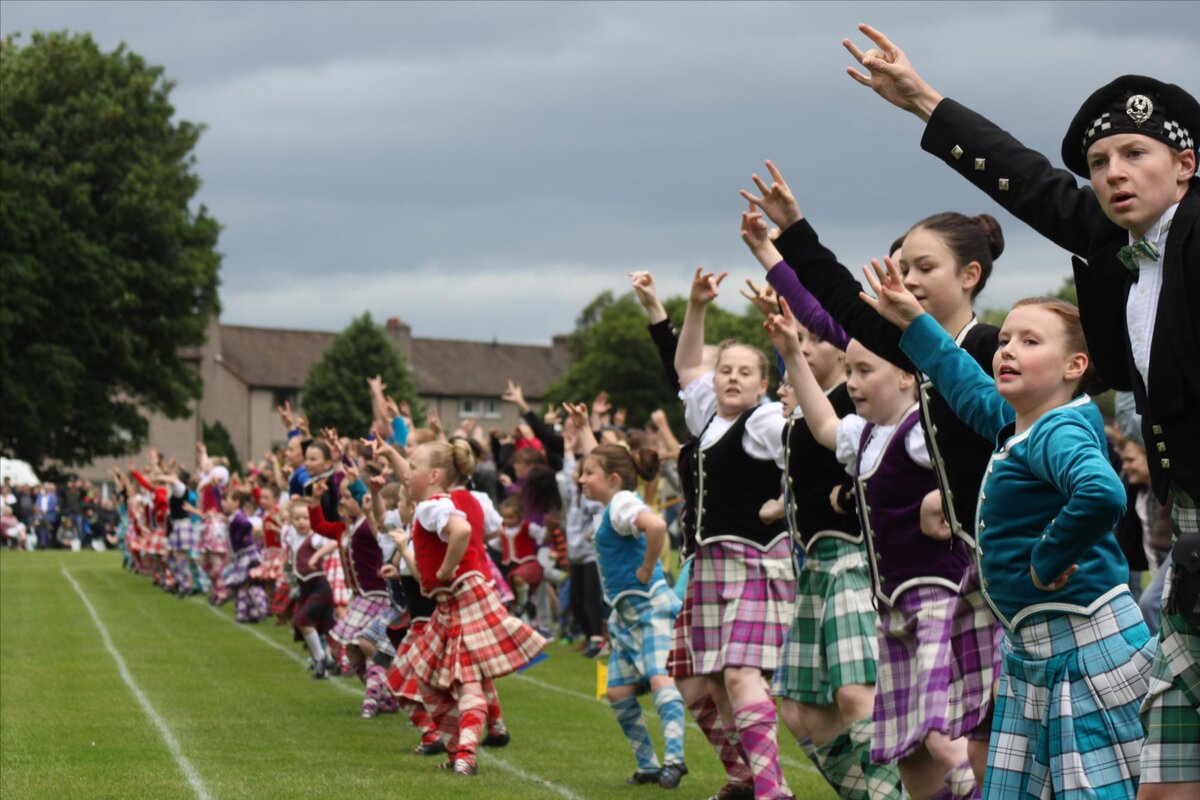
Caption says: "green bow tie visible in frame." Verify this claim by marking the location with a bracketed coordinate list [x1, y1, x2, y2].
[1116, 237, 1160, 276]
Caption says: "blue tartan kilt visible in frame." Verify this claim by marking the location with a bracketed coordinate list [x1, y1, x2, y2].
[986, 589, 1154, 799]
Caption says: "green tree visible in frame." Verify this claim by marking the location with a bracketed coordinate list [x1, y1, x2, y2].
[0, 32, 221, 468]
[301, 313, 421, 435]
[202, 419, 242, 476]
[545, 292, 779, 437]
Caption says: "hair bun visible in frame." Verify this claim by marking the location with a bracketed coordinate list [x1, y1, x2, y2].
[973, 213, 1005, 260]
[632, 448, 660, 482]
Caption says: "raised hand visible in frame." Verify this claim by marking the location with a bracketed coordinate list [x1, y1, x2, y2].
[426, 406, 443, 435]
[739, 278, 780, 318]
[763, 297, 802, 356]
[688, 266, 727, 306]
[842, 24, 943, 121]
[501, 380, 528, 412]
[739, 160, 802, 229]
[859, 255, 925, 330]
[591, 391, 611, 419]
[562, 402, 590, 430]
[277, 400, 294, 429]
[629, 271, 666, 318]
[366, 375, 386, 396]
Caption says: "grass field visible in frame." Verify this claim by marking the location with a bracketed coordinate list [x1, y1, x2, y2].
[0, 552, 833, 799]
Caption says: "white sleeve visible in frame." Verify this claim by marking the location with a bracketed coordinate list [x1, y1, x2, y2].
[609, 491, 650, 536]
[212, 466, 230, 487]
[414, 497, 466, 543]
[679, 372, 717, 437]
[471, 491, 503, 535]
[835, 415, 868, 475]
[377, 533, 397, 562]
[528, 522, 546, 545]
[743, 403, 788, 468]
[383, 508, 403, 532]
[905, 425, 933, 469]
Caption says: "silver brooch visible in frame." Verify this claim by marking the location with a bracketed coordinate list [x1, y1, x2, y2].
[1126, 94, 1153, 127]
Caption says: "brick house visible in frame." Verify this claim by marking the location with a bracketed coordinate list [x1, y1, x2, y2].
[81, 316, 570, 480]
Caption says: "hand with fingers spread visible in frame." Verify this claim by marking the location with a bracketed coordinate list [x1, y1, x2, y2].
[763, 297, 802, 357]
[842, 23, 943, 121]
[629, 271, 668, 324]
[688, 266, 727, 306]
[501, 380, 530, 413]
[562, 402, 589, 432]
[859, 255, 926, 330]
[739, 160, 803, 229]
[739, 278, 781, 318]
[591, 391, 611, 419]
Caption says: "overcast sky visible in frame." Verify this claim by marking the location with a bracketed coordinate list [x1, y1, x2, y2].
[4, 1, 1198, 344]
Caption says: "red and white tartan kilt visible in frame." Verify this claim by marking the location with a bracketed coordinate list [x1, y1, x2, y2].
[400, 573, 546, 690]
[144, 528, 168, 557]
[666, 567, 696, 679]
[386, 619, 429, 703]
[270, 581, 294, 617]
[250, 546, 284, 583]
[127, 525, 144, 554]
[330, 594, 389, 646]
[325, 549, 350, 607]
[200, 519, 228, 555]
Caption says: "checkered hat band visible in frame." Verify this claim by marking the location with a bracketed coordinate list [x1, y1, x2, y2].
[1082, 112, 1112, 147]
[1164, 120, 1195, 150]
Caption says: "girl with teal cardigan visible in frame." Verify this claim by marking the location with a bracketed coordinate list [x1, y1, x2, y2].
[847, 257, 1155, 799]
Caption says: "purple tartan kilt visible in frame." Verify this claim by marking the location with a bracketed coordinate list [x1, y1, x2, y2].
[167, 519, 199, 553]
[689, 538, 795, 675]
[947, 561, 1002, 741]
[221, 544, 261, 588]
[330, 595, 389, 646]
[872, 584, 958, 763]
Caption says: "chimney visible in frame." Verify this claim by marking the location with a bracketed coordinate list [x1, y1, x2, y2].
[551, 333, 572, 371]
[385, 316, 413, 360]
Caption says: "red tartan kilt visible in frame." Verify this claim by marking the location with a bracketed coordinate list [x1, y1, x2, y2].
[128, 528, 144, 553]
[144, 529, 168, 557]
[402, 573, 545, 690]
[386, 620, 428, 703]
[666, 576, 695, 678]
[250, 547, 284, 582]
[270, 582, 294, 617]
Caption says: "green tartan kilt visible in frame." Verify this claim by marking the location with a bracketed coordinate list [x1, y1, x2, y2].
[773, 536, 879, 706]
[1140, 496, 1200, 784]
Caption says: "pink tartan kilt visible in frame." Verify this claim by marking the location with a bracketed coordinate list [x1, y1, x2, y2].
[250, 547, 284, 583]
[666, 571, 695, 679]
[399, 573, 546, 690]
[330, 595, 389, 646]
[167, 519, 199, 553]
[386, 619, 428, 704]
[946, 561, 1002, 742]
[144, 529, 168, 557]
[324, 549, 350, 607]
[200, 519, 228, 555]
[690, 538, 795, 674]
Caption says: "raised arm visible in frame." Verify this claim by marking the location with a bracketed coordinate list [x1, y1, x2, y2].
[764, 299, 839, 450]
[861, 257, 1011, 440]
[563, 403, 598, 457]
[675, 267, 727, 388]
[631, 271, 682, 392]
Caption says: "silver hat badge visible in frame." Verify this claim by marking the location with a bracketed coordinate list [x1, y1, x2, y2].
[1126, 94, 1153, 127]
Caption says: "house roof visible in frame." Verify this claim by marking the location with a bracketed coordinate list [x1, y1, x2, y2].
[216, 324, 561, 399]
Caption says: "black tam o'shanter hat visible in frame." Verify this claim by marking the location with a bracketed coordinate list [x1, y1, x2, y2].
[1062, 75, 1199, 177]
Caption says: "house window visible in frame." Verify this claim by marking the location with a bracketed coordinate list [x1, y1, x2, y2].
[458, 398, 502, 419]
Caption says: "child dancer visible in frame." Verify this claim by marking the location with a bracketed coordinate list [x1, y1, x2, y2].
[843, 30, 1199, 793]
[740, 224, 902, 798]
[743, 161, 1003, 786]
[675, 268, 795, 800]
[223, 488, 268, 624]
[630, 270, 759, 800]
[197, 446, 231, 605]
[307, 474, 394, 717]
[392, 440, 545, 777]
[287, 499, 337, 678]
[495, 495, 545, 617]
[765, 299, 975, 800]
[571, 412, 688, 789]
[863, 255, 1155, 799]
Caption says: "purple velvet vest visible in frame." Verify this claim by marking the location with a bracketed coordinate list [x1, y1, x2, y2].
[855, 407, 971, 606]
[293, 534, 325, 582]
[340, 518, 388, 599]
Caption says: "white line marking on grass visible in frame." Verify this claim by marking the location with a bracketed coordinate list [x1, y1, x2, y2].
[62, 565, 214, 800]
[197, 601, 586, 799]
